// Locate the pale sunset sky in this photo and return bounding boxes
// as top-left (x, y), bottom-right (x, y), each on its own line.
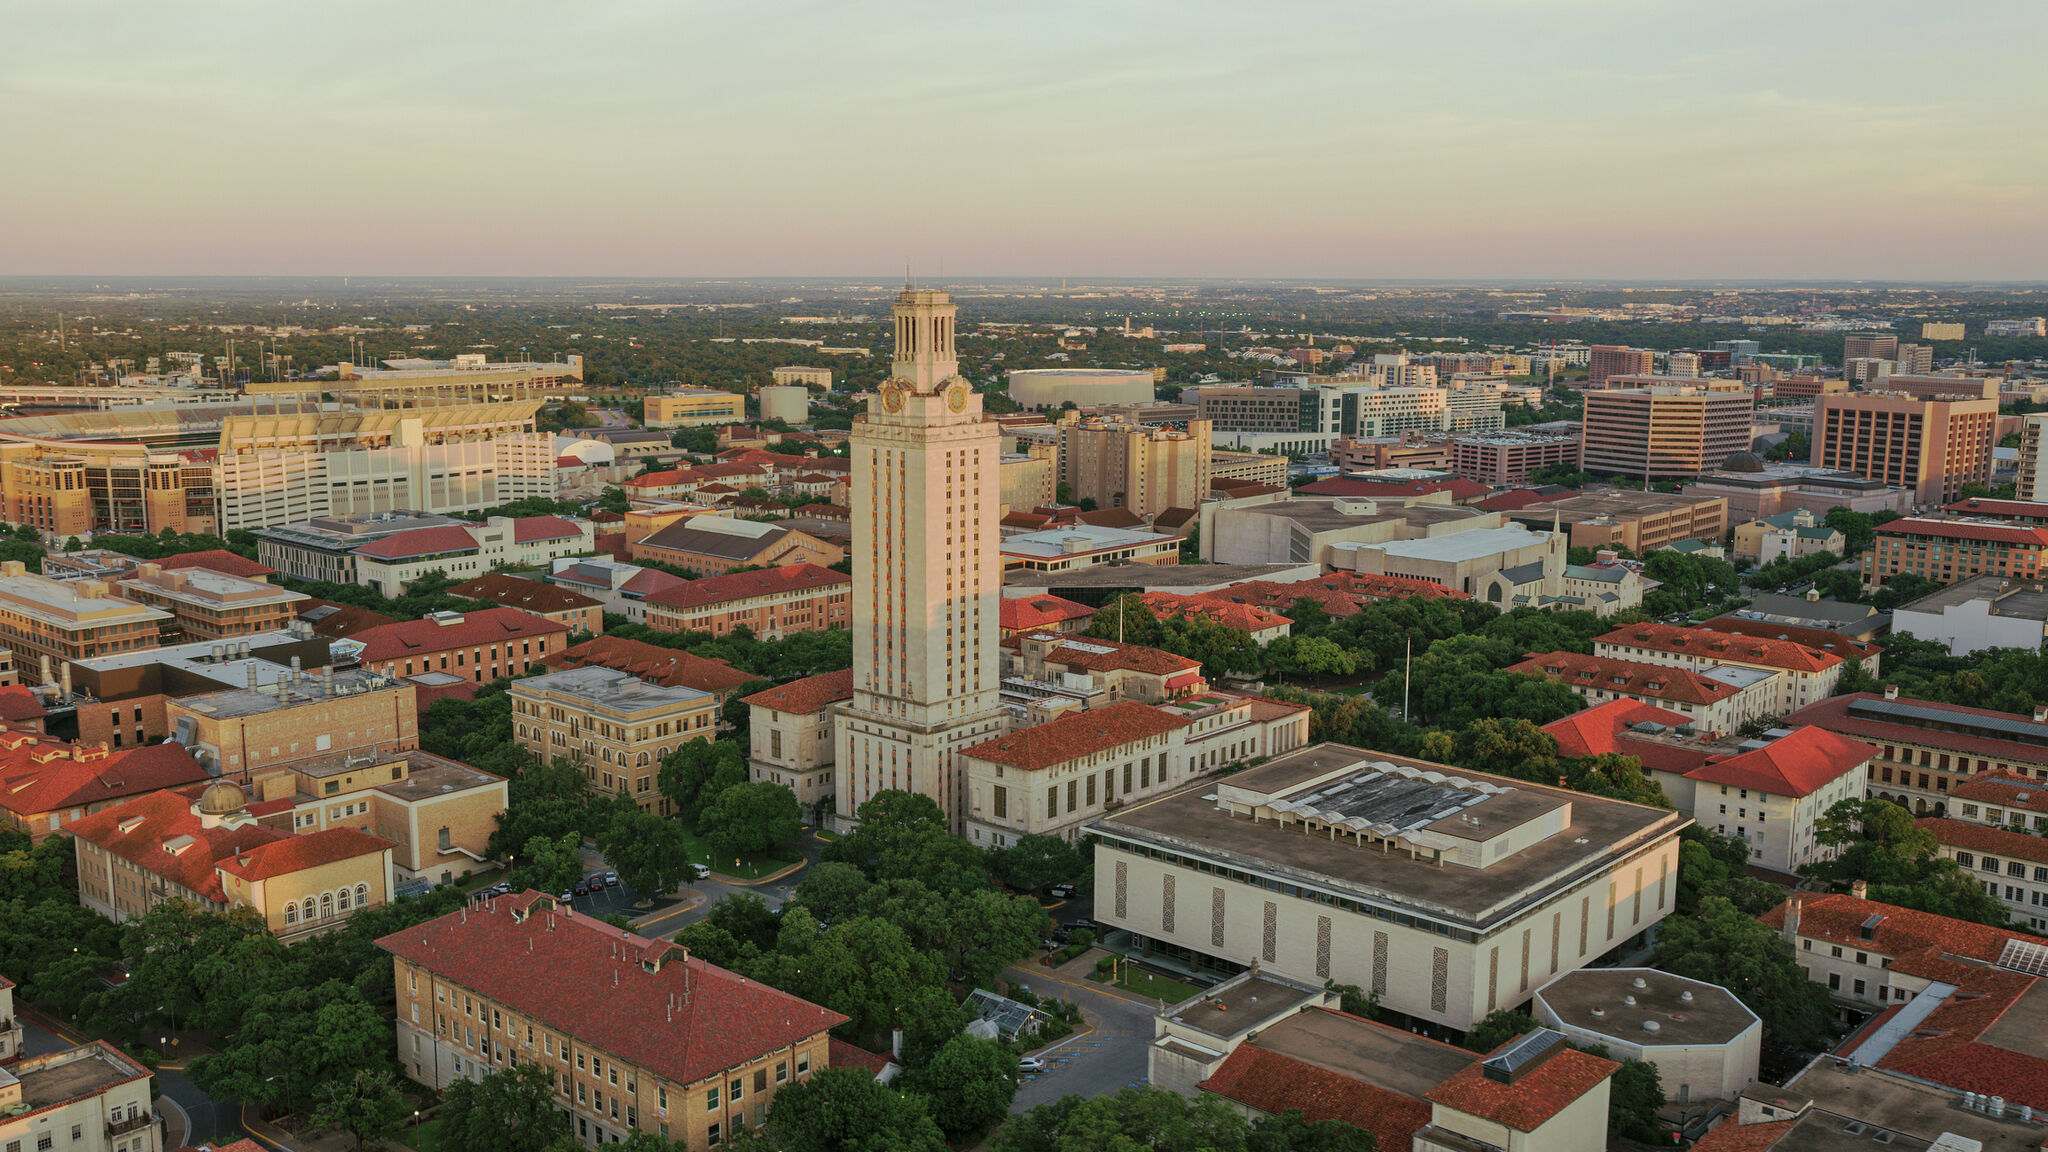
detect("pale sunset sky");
top-left (3, 0), bottom-right (2043, 279)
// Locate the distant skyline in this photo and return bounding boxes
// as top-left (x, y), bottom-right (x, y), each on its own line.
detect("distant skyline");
top-left (5, 1), bottom-right (2044, 281)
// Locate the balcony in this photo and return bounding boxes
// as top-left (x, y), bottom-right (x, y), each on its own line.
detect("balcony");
top-left (107, 1111), bottom-right (156, 1137)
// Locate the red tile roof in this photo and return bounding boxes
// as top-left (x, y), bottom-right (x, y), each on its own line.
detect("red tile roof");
top-left (511, 515), bottom-right (586, 544)
top-left (0, 685), bottom-right (47, 723)
top-left (1919, 817), bottom-right (2048, 866)
top-left (641, 563), bottom-right (848, 612)
top-left (1423, 1042), bottom-right (1616, 1132)
top-left (1780, 694), bottom-right (2048, 768)
top-left (1943, 498), bottom-right (2048, 520)
top-left (65, 790), bottom-right (285, 903)
top-left (1010, 631), bottom-right (1203, 677)
top-left (449, 573), bottom-right (601, 616)
top-left (740, 670), bottom-right (854, 716)
top-left (350, 525), bottom-right (479, 560)
top-left (1697, 617), bottom-right (1881, 663)
top-left (553, 636), bottom-right (758, 696)
top-left (1877, 518), bottom-right (2048, 548)
top-left (1596, 622), bottom-right (1843, 674)
top-left (1687, 1118), bottom-right (1797, 1152)
top-left (297, 599), bottom-right (400, 639)
top-left (376, 891), bottom-right (847, 1089)
top-left (1138, 592), bottom-right (1291, 634)
top-left (619, 568), bottom-right (689, 598)
top-left (217, 826), bottom-right (393, 881)
top-left (826, 1039), bottom-right (894, 1079)
top-left (1477, 488), bottom-right (1578, 513)
top-left (959, 701), bottom-right (1189, 771)
top-left (1298, 477), bottom-right (1493, 503)
top-left (1948, 769), bottom-right (2048, 814)
top-left (0, 738), bottom-right (211, 817)
top-left (792, 504), bottom-right (850, 520)
top-left (1198, 572), bottom-right (1468, 618)
top-left (1198, 1033), bottom-right (1431, 1149)
top-left (156, 550), bottom-right (277, 579)
top-left (1760, 893), bottom-right (2047, 965)
top-left (1836, 947), bottom-right (2048, 1111)
top-left (999, 595), bottom-right (1097, 632)
top-left (352, 607), bottom-right (568, 663)
top-left (1508, 650), bottom-right (1741, 706)
top-left (1683, 727), bottom-right (1875, 798)
top-left (1541, 700), bottom-right (1717, 775)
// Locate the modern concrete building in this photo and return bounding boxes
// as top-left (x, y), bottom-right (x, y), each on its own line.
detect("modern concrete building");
top-left (1056, 416), bottom-right (1213, 521)
top-left (1860, 516), bottom-right (2048, 588)
top-left (1986, 318), bottom-right (2048, 337)
top-left (758, 386), bottom-right (810, 425)
top-left (1683, 457), bottom-right (1911, 520)
top-left (0, 563), bottom-right (168, 667)
top-left (1920, 322), bottom-right (1966, 341)
top-left (1006, 368), bottom-right (1155, 411)
top-left (643, 388), bottom-right (746, 429)
top-left (1000, 523), bottom-right (1182, 572)
top-left (998, 445), bottom-right (1057, 515)
top-left (1328, 522), bottom-right (1562, 598)
top-left (1501, 490), bottom-right (1730, 554)
top-left (1533, 968), bottom-right (1759, 1103)
top-left (1892, 573), bottom-right (2048, 655)
top-left (1843, 333), bottom-right (1900, 363)
top-left (255, 511), bottom-right (473, 585)
top-left (1089, 743), bottom-right (1688, 1032)
top-left (742, 670), bottom-right (853, 811)
top-left (1811, 392), bottom-right (1998, 504)
top-left (834, 289), bottom-right (1011, 835)
top-left (510, 666), bottom-right (717, 812)
top-left (1202, 495), bottom-right (1494, 567)
top-left (1450, 429), bottom-right (1582, 485)
top-left (379, 892), bottom-right (847, 1149)
top-left (1581, 386), bottom-right (1753, 479)
top-left (1586, 345), bottom-right (1655, 386)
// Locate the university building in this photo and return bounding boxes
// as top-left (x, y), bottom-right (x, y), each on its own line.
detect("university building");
top-left (742, 670), bottom-right (854, 811)
top-left (510, 666), bottom-right (717, 813)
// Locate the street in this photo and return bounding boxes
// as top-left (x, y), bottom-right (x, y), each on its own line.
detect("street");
top-left (584, 829), bottom-right (830, 940)
top-left (1004, 955), bottom-right (1158, 1110)
top-left (20, 1012), bottom-right (243, 1149)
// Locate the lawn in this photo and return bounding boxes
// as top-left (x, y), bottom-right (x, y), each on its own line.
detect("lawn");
top-left (1089, 964), bottom-right (1203, 1005)
top-left (401, 1118), bottom-right (445, 1152)
top-left (672, 823), bottom-right (801, 881)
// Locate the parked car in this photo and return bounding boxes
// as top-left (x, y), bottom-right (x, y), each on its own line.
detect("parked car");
top-left (573, 880), bottom-right (590, 897)
top-left (604, 871), bottom-right (619, 886)
top-left (587, 875), bottom-right (606, 892)
top-left (557, 889), bottom-right (573, 902)
top-left (692, 864), bottom-right (712, 880)
top-left (1017, 1057), bottom-right (1047, 1074)
top-left (1048, 883), bottom-right (1078, 899)
top-left (1066, 918), bottom-right (1100, 933)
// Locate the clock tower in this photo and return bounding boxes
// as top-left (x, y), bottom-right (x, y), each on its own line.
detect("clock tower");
top-left (833, 289), bottom-right (1008, 834)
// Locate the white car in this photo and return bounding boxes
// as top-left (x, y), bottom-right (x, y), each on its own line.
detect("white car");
top-left (1017, 1057), bottom-right (1047, 1074)
top-left (692, 864), bottom-right (712, 880)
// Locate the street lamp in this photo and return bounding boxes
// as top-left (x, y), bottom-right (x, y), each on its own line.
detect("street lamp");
top-left (414, 1109), bottom-right (421, 1147)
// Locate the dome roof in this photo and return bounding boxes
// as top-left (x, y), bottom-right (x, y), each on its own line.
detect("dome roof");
top-left (1721, 451), bottom-right (1766, 473)
top-left (196, 780), bottom-right (248, 816)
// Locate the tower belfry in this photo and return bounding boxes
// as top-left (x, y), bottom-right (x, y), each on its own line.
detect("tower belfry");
top-left (833, 288), bottom-right (1007, 833)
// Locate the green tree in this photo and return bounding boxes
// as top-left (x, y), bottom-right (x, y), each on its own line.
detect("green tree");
top-left (1606, 1058), bottom-right (1665, 1141)
top-left (438, 1064), bottom-right (572, 1152)
top-left (900, 1035), bottom-right (1018, 1142)
top-left (1652, 895), bottom-right (1834, 1049)
top-left (824, 791), bottom-right (987, 890)
top-left (187, 980), bottom-right (390, 1117)
top-left (657, 739), bottom-right (749, 826)
top-left (768, 1066), bottom-right (946, 1152)
top-left (988, 834), bottom-right (1086, 892)
top-left (596, 486), bottom-right (631, 514)
top-left (487, 759), bottom-right (598, 862)
top-left (311, 1068), bottom-right (408, 1151)
top-left (1247, 1111), bottom-right (1377, 1152)
top-left (702, 781), bottom-right (806, 859)
top-left (598, 808), bottom-right (695, 901)
top-left (1463, 1008), bottom-right (1539, 1053)
top-left (509, 831), bottom-right (585, 895)
top-left (993, 1086), bottom-right (1252, 1152)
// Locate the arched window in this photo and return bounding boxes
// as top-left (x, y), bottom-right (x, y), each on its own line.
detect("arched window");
top-left (302, 898), bottom-right (316, 921)
top-left (285, 904), bottom-right (298, 925)
top-left (1487, 583), bottom-right (1503, 604)
top-left (320, 892), bottom-right (334, 919)
top-left (356, 883), bottom-right (370, 907)
top-left (337, 888), bottom-right (351, 911)
top-left (636, 752), bottom-right (649, 767)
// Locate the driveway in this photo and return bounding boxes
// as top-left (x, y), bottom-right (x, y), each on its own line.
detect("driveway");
top-left (619, 829), bottom-right (828, 940)
top-left (1004, 952), bottom-right (1159, 1110)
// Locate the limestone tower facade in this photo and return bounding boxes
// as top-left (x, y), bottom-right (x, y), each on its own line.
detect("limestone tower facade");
top-left (833, 289), bottom-right (1008, 832)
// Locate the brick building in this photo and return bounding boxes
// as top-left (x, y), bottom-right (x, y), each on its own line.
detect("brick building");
top-left (510, 667), bottom-right (717, 813)
top-left (1860, 517), bottom-right (2048, 588)
top-left (641, 564), bottom-right (850, 639)
top-left (449, 573), bottom-right (604, 636)
top-left (630, 518), bottom-right (842, 576)
top-left (352, 608), bottom-right (568, 684)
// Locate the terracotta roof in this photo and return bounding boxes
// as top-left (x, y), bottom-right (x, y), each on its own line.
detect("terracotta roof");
top-left (1073, 508), bottom-right (1146, 529)
top-left (0, 739), bottom-right (211, 817)
top-left (635, 519), bottom-right (809, 562)
top-left (1696, 617), bottom-right (1881, 663)
top-left (959, 701), bottom-right (1188, 771)
top-left (217, 826), bottom-right (394, 881)
top-left (1200, 572), bottom-right (1468, 618)
top-left (376, 892), bottom-right (847, 1089)
top-left (298, 599), bottom-right (400, 639)
top-left (1138, 592), bottom-right (1292, 634)
top-left (1002, 512), bottom-right (1055, 530)
top-left (999, 595), bottom-right (1097, 632)
top-left (449, 573), bottom-right (602, 616)
top-left (1152, 507), bottom-right (1198, 531)
top-left (1198, 1033), bottom-right (1431, 1149)
top-left (1948, 769), bottom-right (2048, 813)
top-left (1836, 948), bottom-right (2048, 1111)
top-left (1008, 631), bottom-right (1202, 677)
top-left (1943, 498), bottom-right (2048, 519)
top-left (65, 790), bottom-right (285, 903)
top-left (826, 1038), bottom-right (893, 1079)
top-left (1687, 1118), bottom-right (1797, 1152)
top-left (352, 607), bottom-right (568, 663)
top-left (512, 515), bottom-right (586, 544)
top-left (1596, 622), bottom-right (1843, 674)
top-left (1683, 727), bottom-right (1875, 798)
top-left (1423, 1041), bottom-right (1616, 1132)
top-left (1760, 893), bottom-right (2047, 965)
top-left (1877, 518), bottom-right (2048, 547)
top-left (1477, 488), bottom-right (1577, 513)
top-left (739, 670), bottom-right (854, 716)
top-left (1919, 817), bottom-right (2048, 866)
top-left (155, 549), bottom-right (276, 579)
top-left (351, 525), bottom-right (479, 560)
top-left (1780, 694), bottom-right (2048, 767)
top-left (553, 636), bottom-right (757, 696)
top-left (0, 684), bottom-right (47, 723)
top-left (792, 504), bottom-right (850, 520)
top-left (1540, 700), bottom-right (1718, 775)
top-left (641, 563), bottom-right (848, 612)
top-left (1508, 650), bottom-right (1741, 705)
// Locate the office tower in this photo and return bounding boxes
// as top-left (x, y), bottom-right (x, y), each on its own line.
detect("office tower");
top-left (2016, 414), bottom-right (2048, 503)
top-left (834, 289), bottom-right (1008, 833)
top-left (1713, 340), bottom-right (1762, 358)
top-left (1587, 345), bottom-right (1655, 387)
top-left (1894, 344), bottom-right (1934, 375)
top-left (1811, 393), bottom-right (1997, 504)
top-left (1057, 416), bottom-right (1212, 520)
top-left (1987, 318), bottom-right (2048, 338)
top-left (1919, 323), bottom-right (1965, 341)
top-left (1666, 351), bottom-right (1701, 379)
top-left (1843, 333), bottom-right (1900, 364)
top-left (1580, 386), bottom-right (1754, 480)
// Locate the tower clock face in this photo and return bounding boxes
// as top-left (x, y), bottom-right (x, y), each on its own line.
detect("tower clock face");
top-left (947, 382), bottom-right (969, 412)
top-left (882, 384), bottom-right (905, 412)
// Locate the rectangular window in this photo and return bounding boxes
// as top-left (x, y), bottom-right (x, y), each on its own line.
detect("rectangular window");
top-left (707, 1088), bottom-right (720, 1112)
top-left (730, 1078), bottom-right (743, 1102)
top-left (797, 1054), bottom-right (810, 1076)
top-left (754, 1069), bottom-right (767, 1093)
top-left (776, 1062), bottom-right (788, 1084)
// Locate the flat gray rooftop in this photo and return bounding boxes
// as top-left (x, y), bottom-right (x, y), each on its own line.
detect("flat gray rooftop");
top-left (17, 1048), bottom-right (139, 1109)
top-left (377, 750), bottom-right (505, 802)
top-left (1092, 743), bottom-right (1684, 929)
top-left (1004, 563), bottom-right (1318, 590)
top-left (1791, 1061), bottom-right (2039, 1151)
top-left (1976, 976), bottom-right (2048, 1061)
top-left (176, 669), bottom-right (399, 718)
top-left (513, 664), bottom-right (713, 712)
top-left (1902, 574), bottom-right (2048, 622)
top-left (1535, 968), bottom-right (1757, 1048)
top-left (1251, 1008), bottom-right (1475, 1101)
top-left (1164, 976), bottom-right (1321, 1040)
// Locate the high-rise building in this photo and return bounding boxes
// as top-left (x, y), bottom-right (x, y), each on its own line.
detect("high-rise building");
top-left (1843, 333), bottom-right (1899, 363)
top-left (1920, 322), bottom-right (1965, 341)
top-left (1811, 393), bottom-right (1998, 504)
top-left (1713, 339), bottom-right (1762, 358)
top-left (2017, 414), bottom-right (2048, 503)
top-left (1580, 387), bottom-right (1754, 480)
top-left (1665, 351), bottom-right (1700, 379)
top-left (1894, 343), bottom-right (1934, 375)
top-left (1586, 345), bottom-right (1654, 386)
top-left (1057, 415), bottom-right (1212, 520)
top-left (834, 290), bottom-right (1009, 833)
top-left (1986, 318), bottom-right (2048, 338)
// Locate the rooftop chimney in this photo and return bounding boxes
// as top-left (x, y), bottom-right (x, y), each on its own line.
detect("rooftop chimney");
top-left (1851, 879), bottom-right (1869, 900)
top-left (2035, 705), bottom-right (2048, 724)
top-left (1783, 896), bottom-right (1803, 945)
top-left (1884, 684), bottom-right (1899, 701)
